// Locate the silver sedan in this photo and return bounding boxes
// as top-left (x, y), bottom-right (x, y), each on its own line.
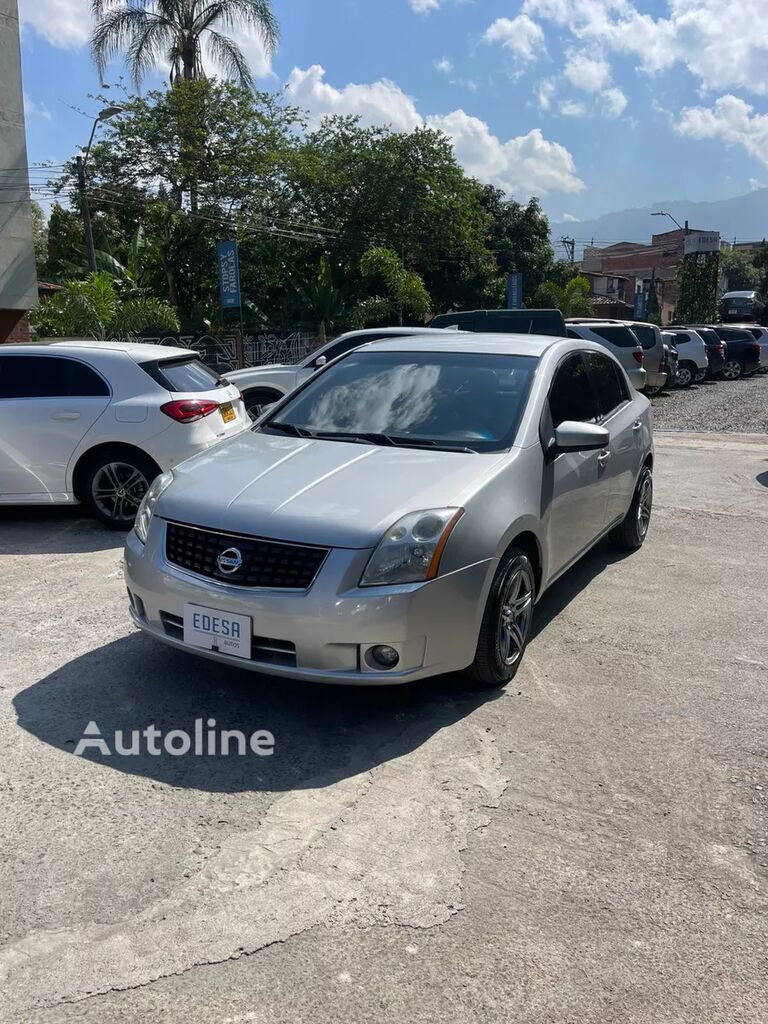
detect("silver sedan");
top-left (124, 334), bottom-right (654, 688)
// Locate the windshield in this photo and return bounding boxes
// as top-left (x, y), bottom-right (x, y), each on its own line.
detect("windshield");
top-left (262, 350), bottom-right (538, 453)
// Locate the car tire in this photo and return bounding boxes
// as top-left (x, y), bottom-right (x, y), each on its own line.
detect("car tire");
top-left (644, 383), bottom-right (665, 397)
top-left (243, 388), bottom-right (282, 420)
top-left (610, 465), bottom-right (653, 550)
top-left (675, 363), bottom-right (695, 388)
top-left (83, 450), bottom-right (160, 530)
top-left (695, 368), bottom-right (707, 382)
top-left (463, 547), bottom-right (536, 690)
top-left (722, 358), bottom-right (743, 381)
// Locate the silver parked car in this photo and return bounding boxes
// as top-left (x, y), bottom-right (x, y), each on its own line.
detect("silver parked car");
top-left (226, 327), bottom-right (463, 418)
top-left (567, 318), bottom-right (666, 394)
top-left (564, 322), bottom-right (647, 391)
top-left (125, 334), bottom-right (654, 689)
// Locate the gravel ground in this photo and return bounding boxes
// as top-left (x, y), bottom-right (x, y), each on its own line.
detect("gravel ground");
top-left (651, 370), bottom-right (768, 433)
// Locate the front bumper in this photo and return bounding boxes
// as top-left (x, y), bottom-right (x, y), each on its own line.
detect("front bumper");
top-left (124, 520), bottom-right (493, 685)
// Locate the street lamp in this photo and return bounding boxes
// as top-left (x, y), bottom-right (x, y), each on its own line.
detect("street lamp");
top-left (76, 105), bottom-right (123, 272)
top-left (651, 210), bottom-right (684, 232)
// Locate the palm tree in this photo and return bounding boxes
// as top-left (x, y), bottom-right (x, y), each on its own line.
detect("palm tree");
top-left (90, 0), bottom-right (279, 89)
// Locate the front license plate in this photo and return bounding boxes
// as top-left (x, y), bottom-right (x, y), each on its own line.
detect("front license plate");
top-left (220, 401), bottom-right (236, 424)
top-left (183, 604), bottom-right (251, 660)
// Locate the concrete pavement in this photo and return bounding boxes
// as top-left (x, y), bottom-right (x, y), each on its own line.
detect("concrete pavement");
top-left (1, 431), bottom-right (767, 1023)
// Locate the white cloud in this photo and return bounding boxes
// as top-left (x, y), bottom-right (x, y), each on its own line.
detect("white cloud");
top-left (285, 65), bottom-right (422, 131)
top-left (23, 94), bottom-right (52, 121)
top-left (536, 78), bottom-right (557, 111)
top-left (564, 50), bottom-right (611, 92)
top-left (18, 0), bottom-right (91, 48)
top-left (677, 94), bottom-right (768, 166)
top-left (749, 178), bottom-right (766, 190)
top-left (410, 0), bottom-right (441, 12)
top-left (601, 87), bottom-right (628, 117)
top-left (286, 66), bottom-right (584, 196)
top-left (427, 110), bottom-right (585, 195)
top-left (434, 57), bottom-right (454, 74)
top-left (520, 0), bottom-right (768, 96)
top-left (559, 99), bottom-right (588, 117)
top-left (483, 15), bottom-right (546, 63)
top-left (562, 213), bottom-right (581, 222)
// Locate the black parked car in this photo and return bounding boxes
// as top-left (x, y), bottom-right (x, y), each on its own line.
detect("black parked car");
top-left (428, 309), bottom-right (568, 337)
top-left (670, 325), bottom-right (726, 378)
top-left (710, 327), bottom-right (762, 379)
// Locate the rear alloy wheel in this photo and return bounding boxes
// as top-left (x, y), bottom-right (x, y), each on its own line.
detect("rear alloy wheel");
top-left (675, 363), bottom-right (695, 388)
top-left (243, 388), bottom-right (281, 420)
top-left (722, 358), bottom-right (743, 381)
top-left (464, 548), bottom-right (536, 689)
top-left (611, 465), bottom-right (653, 550)
top-left (695, 368), bottom-right (707, 382)
top-left (84, 454), bottom-right (157, 529)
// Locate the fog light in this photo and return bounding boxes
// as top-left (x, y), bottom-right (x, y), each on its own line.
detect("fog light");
top-left (370, 645), bottom-right (400, 669)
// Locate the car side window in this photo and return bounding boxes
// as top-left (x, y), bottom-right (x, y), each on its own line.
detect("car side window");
top-left (548, 354), bottom-right (598, 427)
top-left (0, 355), bottom-right (109, 399)
top-left (585, 352), bottom-right (628, 419)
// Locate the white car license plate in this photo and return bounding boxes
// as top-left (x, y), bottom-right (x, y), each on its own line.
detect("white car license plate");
top-left (183, 604), bottom-right (251, 660)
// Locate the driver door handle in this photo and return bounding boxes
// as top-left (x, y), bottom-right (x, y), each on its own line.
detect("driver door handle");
top-left (52, 411), bottom-right (81, 421)
top-left (632, 419), bottom-right (642, 431)
top-left (597, 449), bottom-right (611, 464)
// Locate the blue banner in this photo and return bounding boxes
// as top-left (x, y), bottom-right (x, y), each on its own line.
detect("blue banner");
top-left (217, 240), bottom-right (241, 310)
top-left (633, 290), bottom-right (647, 320)
top-left (506, 272), bottom-right (524, 310)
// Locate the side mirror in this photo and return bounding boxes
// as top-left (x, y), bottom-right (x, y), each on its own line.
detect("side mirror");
top-left (314, 354), bottom-right (327, 368)
top-left (553, 420), bottom-right (609, 454)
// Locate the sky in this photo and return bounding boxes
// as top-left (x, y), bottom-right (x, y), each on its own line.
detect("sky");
top-left (16, 0), bottom-right (768, 233)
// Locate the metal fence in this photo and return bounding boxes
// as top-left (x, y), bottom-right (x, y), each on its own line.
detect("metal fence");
top-left (110, 330), bottom-right (317, 372)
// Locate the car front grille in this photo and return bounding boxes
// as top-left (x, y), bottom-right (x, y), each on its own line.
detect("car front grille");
top-left (165, 521), bottom-right (329, 590)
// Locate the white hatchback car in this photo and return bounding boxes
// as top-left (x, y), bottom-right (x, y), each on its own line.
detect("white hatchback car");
top-left (0, 341), bottom-right (248, 527)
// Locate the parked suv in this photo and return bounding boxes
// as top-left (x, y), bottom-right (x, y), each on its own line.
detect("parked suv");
top-left (565, 322), bottom-right (646, 390)
top-left (226, 327), bottom-right (464, 418)
top-left (674, 325), bottom-right (727, 378)
top-left (661, 329), bottom-right (708, 387)
top-left (710, 327), bottom-right (763, 379)
top-left (568, 319), bottom-right (666, 395)
top-left (718, 290), bottom-right (765, 324)
top-left (428, 309), bottom-right (568, 336)
top-left (0, 341), bottom-right (248, 527)
top-left (727, 324), bottom-right (768, 372)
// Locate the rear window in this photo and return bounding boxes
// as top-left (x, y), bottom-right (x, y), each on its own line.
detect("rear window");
top-left (628, 324), bottom-right (657, 350)
top-left (140, 356), bottom-right (225, 392)
top-left (589, 326), bottom-right (639, 348)
top-left (714, 328), bottom-right (752, 342)
top-left (694, 328), bottom-right (719, 346)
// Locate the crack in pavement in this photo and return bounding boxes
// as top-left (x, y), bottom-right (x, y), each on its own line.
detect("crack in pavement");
top-left (1, 712), bottom-right (509, 1017)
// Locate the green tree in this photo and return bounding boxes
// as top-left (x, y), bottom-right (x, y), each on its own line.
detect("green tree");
top-left (31, 272), bottom-right (178, 339)
top-left (477, 187), bottom-right (554, 305)
top-left (292, 256), bottom-right (347, 344)
top-left (90, 0), bottom-right (279, 89)
top-left (532, 275), bottom-right (593, 317)
top-left (42, 204), bottom-right (85, 281)
top-left (719, 248), bottom-right (759, 291)
top-left (352, 247), bottom-right (430, 328)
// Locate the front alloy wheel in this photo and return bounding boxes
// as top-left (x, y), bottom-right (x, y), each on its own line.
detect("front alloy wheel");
top-left (464, 548), bottom-right (536, 689)
top-left (722, 359), bottom-right (743, 381)
top-left (611, 465), bottom-right (653, 550)
top-left (675, 364), bottom-right (694, 388)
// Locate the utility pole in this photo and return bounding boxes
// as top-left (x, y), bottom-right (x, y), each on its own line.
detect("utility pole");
top-left (76, 156), bottom-right (97, 273)
top-left (560, 236), bottom-right (575, 263)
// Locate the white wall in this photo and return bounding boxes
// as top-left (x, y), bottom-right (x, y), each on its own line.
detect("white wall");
top-left (0, 0), bottom-right (38, 312)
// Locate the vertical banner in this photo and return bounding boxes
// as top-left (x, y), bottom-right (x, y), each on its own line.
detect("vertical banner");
top-left (633, 290), bottom-right (647, 320)
top-left (506, 272), bottom-right (524, 310)
top-left (217, 240), bottom-right (241, 310)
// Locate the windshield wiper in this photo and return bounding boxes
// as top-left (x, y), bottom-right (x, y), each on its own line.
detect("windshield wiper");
top-left (391, 439), bottom-right (478, 454)
top-left (313, 431), bottom-right (398, 446)
top-left (265, 422), bottom-right (317, 438)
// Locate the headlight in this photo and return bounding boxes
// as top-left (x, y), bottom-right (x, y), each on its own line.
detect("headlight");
top-left (134, 471), bottom-right (174, 544)
top-left (360, 508), bottom-right (463, 586)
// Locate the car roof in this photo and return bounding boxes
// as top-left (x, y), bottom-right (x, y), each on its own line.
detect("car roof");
top-left (721, 291), bottom-right (758, 298)
top-left (355, 332), bottom-right (570, 357)
top-left (3, 340), bottom-right (196, 362)
top-left (337, 326), bottom-right (466, 338)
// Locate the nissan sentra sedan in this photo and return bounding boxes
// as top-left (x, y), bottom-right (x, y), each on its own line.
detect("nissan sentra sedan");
top-left (124, 334), bottom-right (654, 688)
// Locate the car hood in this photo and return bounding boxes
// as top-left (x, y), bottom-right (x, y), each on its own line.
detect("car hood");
top-left (226, 363), bottom-right (290, 380)
top-left (157, 429), bottom-right (507, 548)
